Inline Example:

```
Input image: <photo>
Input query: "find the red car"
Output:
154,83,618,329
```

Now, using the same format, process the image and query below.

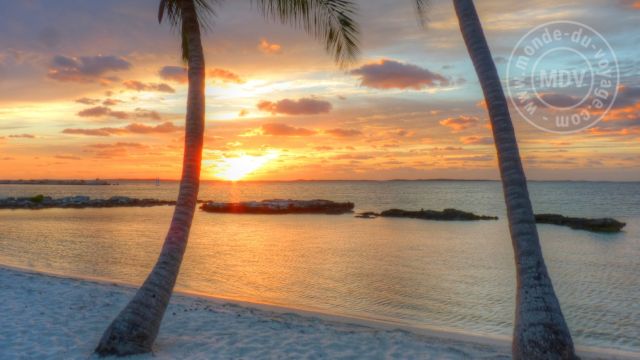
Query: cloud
619,0,640,9
257,97,332,115
76,97,100,105
76,106,160,121
123,80,175,93
47,55,131,82
87,142,146,149
55,155,81,160
351,59,449,90
8,134,36,139
77,106,128,119
102,99,122,106
439,116,480,132
259,123,316,136
325,128,362,137
534,93,583,108
258,39,282,54
159,66,187,83
451,155,494,162
238,109,249,117
134,109,161,121
209,68,243,83
62,121,182,137
460,136,493,145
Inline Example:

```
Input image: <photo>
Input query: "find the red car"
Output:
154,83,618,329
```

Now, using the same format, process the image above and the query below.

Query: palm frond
414,0,430,28
254,0,360,67
158,0,218,62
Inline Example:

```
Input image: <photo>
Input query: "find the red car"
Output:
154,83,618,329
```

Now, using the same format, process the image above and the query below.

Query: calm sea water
0,180,638,354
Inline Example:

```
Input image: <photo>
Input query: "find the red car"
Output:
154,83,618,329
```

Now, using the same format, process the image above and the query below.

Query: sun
214,151,279,181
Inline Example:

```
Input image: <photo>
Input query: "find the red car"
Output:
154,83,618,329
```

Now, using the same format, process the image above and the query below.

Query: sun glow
214,150,280,181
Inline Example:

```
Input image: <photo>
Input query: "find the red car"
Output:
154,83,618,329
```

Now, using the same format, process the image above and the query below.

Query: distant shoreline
0,180,113,186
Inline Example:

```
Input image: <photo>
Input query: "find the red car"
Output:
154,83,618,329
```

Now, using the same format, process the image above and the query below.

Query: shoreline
2,264,637,359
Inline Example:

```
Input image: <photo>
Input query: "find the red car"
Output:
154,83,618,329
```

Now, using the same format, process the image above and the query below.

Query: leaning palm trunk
95,1,205,356
452,0,577,358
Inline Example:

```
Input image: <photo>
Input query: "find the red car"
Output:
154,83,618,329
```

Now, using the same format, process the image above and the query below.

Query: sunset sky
0,0,638,181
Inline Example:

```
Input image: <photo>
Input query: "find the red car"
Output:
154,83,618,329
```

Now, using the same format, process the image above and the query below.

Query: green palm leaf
253,0,360,67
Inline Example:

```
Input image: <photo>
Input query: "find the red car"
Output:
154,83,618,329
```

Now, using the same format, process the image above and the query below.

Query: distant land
0,179,113,186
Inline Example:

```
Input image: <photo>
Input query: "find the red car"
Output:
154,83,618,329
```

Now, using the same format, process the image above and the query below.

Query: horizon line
1,178,639,183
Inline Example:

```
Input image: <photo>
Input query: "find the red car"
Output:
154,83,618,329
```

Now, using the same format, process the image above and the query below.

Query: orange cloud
62,121,182,136
8,134,36,139
325,128,362,137
209,68,243,83
54,155,82,160
460,136,493,145
260,123,316,136
87,142,146,149
439,116,480,132
76,97,100,105
77,106,128,119
258,39,282,54
351,59,449,90
123,80,175,93
257,98,332,115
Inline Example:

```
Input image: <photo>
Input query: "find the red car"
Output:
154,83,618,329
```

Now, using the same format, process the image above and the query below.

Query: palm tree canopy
158,0,360,66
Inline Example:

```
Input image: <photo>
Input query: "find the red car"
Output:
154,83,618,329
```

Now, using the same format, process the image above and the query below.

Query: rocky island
356,208,625,233
356,208,498,221
0,179,112,185
0,195,176,209
200,199,354,214
535,213,626,233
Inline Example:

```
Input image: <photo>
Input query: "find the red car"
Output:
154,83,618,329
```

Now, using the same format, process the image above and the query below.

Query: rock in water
378,208,498,221
535,214,626,233
200,199,354,215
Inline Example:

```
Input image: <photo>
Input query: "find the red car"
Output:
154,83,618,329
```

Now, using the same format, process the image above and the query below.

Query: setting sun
214,151,280,181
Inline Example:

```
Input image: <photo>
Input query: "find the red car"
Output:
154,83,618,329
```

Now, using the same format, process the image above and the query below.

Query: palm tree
95,0,359,356
414,1,577,358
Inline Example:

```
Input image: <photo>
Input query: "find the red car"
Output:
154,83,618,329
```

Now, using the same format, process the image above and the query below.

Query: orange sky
0,0,638,181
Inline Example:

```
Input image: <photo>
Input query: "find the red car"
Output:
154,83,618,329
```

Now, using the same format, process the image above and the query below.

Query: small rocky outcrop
535,213,626,233
356,208,498,221
0,195,177,209
0,179,111,185
200,199,354,215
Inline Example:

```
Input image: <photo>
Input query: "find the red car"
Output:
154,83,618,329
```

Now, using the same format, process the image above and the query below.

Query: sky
0,0,638,181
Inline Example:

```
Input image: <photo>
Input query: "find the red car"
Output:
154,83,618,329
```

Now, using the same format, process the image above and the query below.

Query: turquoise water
0,180,638,354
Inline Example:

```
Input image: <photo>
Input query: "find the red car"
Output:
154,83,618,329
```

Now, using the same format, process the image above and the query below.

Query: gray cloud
257,98,332,115
352,59,449,90
48,55,131,82
159,66,187,83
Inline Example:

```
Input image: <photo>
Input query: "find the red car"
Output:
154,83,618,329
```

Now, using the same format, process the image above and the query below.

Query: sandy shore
0,266,634,359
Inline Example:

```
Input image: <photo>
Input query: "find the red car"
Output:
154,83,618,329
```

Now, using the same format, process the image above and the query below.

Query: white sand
0,267,634,359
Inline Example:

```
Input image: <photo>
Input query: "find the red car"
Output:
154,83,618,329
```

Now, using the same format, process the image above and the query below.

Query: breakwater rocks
200,199,355,214
0,195,176,209
356,208,498,221
535,214,626,233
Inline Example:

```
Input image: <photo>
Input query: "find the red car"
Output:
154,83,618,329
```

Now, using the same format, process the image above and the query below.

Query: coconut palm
95,0,359,356
414,1,577,358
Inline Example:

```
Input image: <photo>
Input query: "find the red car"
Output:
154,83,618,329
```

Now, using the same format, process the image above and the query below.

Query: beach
3,266,639,359
1,266,512,359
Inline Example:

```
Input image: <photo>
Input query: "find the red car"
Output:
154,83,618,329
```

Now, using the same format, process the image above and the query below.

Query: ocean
0,180,638,354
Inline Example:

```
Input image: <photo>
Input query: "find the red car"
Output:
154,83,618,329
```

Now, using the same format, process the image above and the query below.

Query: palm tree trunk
95,1,205,356
452,1,577,359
